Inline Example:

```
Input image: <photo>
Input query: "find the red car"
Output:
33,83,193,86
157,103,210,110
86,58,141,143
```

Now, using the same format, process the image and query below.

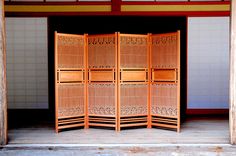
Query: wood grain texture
230,0,236,145
89,70,114,82
152,69,176,82
121,70,147,82
59,71,83,82
0,0,7,145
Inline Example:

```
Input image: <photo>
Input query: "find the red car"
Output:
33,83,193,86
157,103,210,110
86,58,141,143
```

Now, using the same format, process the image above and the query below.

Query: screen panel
55,32,86,132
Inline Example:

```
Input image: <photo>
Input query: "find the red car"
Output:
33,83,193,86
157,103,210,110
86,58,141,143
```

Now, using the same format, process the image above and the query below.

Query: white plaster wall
6,18,48,109
188,17,229,109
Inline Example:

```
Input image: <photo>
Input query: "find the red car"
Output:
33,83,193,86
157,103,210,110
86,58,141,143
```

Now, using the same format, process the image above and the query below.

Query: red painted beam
112,0,121,13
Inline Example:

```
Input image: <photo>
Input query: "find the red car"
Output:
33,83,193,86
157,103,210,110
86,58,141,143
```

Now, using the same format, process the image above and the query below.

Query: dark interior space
8,16,187,129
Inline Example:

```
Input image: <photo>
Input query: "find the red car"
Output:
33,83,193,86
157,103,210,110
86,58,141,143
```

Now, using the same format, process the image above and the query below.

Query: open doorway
6,16,229,144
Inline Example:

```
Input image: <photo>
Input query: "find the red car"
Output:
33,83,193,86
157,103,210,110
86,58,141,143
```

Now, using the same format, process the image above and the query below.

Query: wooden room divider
55,32,87,132
117,33,150,130
55,31,180,132
150,31,180,132
87,33,118,130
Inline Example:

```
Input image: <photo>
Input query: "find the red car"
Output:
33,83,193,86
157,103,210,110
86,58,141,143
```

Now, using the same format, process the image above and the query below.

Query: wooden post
230,0,236,145
0,0,7,145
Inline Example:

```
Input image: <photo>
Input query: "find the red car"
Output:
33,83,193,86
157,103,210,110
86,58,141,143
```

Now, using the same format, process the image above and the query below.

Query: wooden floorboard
8,117,229,144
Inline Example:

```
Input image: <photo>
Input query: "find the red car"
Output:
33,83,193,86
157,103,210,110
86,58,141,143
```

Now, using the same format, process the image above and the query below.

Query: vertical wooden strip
84,34,89,129
147,33,152,128
117,32,121,131
0,0,7,145
54,32,59,133
230,0,236,145
177,30,181,133
115,32,118,131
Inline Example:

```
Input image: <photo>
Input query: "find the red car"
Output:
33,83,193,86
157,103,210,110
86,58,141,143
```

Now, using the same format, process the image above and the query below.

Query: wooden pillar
0,0,7,145
230,0,236,145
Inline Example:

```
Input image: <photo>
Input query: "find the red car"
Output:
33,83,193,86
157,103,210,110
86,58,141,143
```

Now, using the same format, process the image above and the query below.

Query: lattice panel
88,83,116,116
88,35,116,69
57,34,85,68
120,35,148,68
58,84,85,118
120,84,148,116
151,84,177,117
151,33,178,68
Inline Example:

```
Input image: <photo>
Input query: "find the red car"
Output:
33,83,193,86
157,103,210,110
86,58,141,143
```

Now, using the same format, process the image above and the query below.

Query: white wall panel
6,18,48,109
188,17,229,109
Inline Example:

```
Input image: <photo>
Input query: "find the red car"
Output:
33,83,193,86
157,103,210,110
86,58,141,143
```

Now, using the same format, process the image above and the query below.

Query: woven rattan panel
58,84,85,118
88,35,116,69
151,84,177,117
120,35,148,68
57,34,85,68
151,33,178,68
88,83,116,116
120,84,148,116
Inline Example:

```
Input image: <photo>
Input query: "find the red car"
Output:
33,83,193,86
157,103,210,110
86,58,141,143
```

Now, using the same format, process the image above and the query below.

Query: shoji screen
117,34,149,130
87,34,117,130
55,32,86,132
6,18,48,109
188,17,229,109
150,31,180,132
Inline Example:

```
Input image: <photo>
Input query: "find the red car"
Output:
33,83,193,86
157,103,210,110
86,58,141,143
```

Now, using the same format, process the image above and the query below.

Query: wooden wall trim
4,1,230,17
0,0,7,145
121,4,229,12
230,0,236,145
186,109,229,115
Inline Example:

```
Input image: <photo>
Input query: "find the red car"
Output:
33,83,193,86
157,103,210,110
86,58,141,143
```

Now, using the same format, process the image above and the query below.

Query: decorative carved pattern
58,84,85,118
88,36,115,45
152,34,177,45
57,35,85,68
151,84,177,117
120,84,148,116
58,35,84,46
88,83,116,116
120,36,148,68
152,107,177,117
88,36,116,69
120,36,147,45
151,33,178,68
58,107,84,118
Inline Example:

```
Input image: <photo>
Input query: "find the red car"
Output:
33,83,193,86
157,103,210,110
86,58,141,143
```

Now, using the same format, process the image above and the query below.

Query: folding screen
55,31,180,132
150,31,180,132
55,32,87,132
87,34,118,130
117,33,149,130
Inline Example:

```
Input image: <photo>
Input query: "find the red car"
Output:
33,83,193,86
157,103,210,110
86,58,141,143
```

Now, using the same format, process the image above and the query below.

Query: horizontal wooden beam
4,2,230,17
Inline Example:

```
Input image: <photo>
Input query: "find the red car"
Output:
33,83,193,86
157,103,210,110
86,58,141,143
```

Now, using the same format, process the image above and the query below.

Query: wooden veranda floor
8,117,229,144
